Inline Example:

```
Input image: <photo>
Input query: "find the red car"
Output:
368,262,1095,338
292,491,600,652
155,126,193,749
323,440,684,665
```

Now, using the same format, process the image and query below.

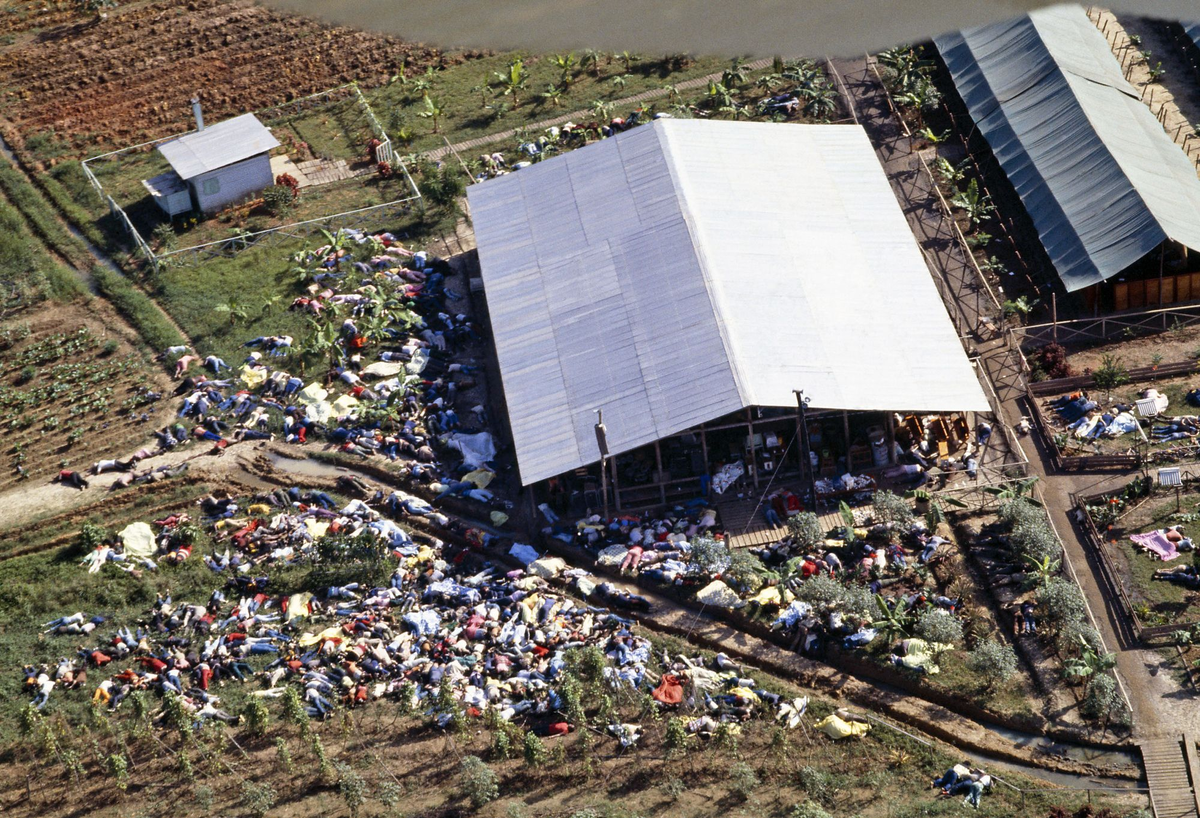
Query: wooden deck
716,483,852,549
1141,735,1200,818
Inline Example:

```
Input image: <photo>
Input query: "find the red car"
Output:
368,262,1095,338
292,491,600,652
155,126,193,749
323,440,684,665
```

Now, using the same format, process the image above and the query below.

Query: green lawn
1098,487,1200,625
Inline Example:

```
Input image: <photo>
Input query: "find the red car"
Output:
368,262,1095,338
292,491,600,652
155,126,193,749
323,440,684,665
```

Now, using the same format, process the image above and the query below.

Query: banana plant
1021,554,1061,590
1062,639,1116,682
872,595,914,642
983,476,1043,506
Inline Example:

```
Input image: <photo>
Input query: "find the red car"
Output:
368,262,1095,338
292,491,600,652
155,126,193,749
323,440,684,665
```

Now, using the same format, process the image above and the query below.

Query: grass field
1098,486,1200,625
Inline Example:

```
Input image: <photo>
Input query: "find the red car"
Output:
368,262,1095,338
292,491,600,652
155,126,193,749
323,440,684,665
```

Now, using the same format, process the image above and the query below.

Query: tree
1063,637,1116,683
1092,354,1130,401
914,609,963,649
459,756,500,808
540,85,565,108
801,81,839,120
610,74,628,91
1021,554,1061,590
969,639,1018,690
1080,673,1122,722
417,96,444,133
581,49,604,77
985,476,1043,507
492,59,529,108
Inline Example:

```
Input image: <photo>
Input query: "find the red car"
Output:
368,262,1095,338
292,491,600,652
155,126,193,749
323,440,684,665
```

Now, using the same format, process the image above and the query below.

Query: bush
523,731,547,768
242,697,270,737
787,512,824,550
726,549,767,593
1093,354,1130,394
796,765,837,806
1011,518,1062,563
872,490,914,527
691,536,731,575
262,185,295,218
728,761,760,802
240,781,277,818
915,609,963,647
1027,343,1073,381
101,338,119,356
1081,673,1123,723
152,222,178,252
459,756,499,808
336,762,369,818
999,498,1043,530
1038,577,1086,631
194,785,214,813
793,574,873,619
789,802,833,818
969,638,1018,689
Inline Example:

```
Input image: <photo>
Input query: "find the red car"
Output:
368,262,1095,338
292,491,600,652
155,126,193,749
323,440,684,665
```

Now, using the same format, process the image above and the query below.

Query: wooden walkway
715,485,851,549
1141,735,1200,818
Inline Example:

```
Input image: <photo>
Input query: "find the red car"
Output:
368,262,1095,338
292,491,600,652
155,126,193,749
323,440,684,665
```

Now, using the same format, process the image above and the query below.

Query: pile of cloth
1134,526,1193,561
1045,391,1142,442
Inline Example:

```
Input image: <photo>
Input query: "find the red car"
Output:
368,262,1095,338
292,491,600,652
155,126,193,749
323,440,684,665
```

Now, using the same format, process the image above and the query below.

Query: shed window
201,178,220,196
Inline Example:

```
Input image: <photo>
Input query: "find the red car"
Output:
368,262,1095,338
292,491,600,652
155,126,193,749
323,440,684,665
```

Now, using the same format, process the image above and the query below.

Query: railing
1017,303,1200,347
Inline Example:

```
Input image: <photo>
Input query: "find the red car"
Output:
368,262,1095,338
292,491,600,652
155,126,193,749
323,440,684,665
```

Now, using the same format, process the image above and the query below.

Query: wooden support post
1052,293,1058,344
747,408,759,489
700,427,709,472
843,411,852,472
654,440,666,506
885,412,896,466
610,456,622,512
1160,243,1166,307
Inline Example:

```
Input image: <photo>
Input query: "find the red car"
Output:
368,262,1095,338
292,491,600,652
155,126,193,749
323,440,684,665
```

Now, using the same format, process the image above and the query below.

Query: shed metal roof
156,114,280,181
467,119,989,485
937,5,1200,293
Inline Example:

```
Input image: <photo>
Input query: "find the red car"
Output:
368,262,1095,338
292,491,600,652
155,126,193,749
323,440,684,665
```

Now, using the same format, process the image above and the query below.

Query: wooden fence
1017,303,1200,347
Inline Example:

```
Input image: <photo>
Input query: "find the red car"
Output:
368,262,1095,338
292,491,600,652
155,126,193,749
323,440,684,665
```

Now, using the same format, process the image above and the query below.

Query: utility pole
794,390,818,510
595,409,610,519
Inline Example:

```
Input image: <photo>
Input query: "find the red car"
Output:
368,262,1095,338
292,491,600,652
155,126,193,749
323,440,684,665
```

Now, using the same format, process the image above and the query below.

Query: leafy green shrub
459,755,500,808
194,785,214,813
787,512,824,550
242,697,270,737
691,535,731,575
726,549,768,593
1038,577,1085,632
914,610,963,647
728,761,760,801
665,716,689,758
240,780,277,818
262,185,295,218
336,762,369,818
790,802,833,818
1081,673,1124,723
872,490,914,526
523,731,547,768
969,639,1018,689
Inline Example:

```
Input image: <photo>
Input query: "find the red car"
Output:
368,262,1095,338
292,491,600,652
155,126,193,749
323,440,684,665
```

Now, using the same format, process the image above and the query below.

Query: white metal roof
468,119,990,485
156,114,280,181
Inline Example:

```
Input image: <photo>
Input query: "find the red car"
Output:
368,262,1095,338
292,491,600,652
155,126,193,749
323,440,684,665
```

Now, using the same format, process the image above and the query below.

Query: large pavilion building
467,119,989,520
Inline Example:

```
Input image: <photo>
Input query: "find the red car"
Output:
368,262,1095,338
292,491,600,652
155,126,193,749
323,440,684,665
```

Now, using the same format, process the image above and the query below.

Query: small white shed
147,113,280,216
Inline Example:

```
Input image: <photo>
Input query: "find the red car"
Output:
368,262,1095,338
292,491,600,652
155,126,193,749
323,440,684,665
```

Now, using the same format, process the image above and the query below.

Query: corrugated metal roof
937,5,1200,293
1185,22,1200,54
468,119,988,486
156,114,280,181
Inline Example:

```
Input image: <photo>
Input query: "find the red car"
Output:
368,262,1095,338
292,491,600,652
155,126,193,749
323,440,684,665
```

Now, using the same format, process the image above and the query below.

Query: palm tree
801,80,839,120
1021,554,1061,590
492,58,529,108
755,74,782,93
610,74,628,91
950,179,995,229
418,95,444,133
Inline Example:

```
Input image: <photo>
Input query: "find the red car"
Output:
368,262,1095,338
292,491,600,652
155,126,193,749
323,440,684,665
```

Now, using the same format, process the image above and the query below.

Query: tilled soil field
0,0,478,153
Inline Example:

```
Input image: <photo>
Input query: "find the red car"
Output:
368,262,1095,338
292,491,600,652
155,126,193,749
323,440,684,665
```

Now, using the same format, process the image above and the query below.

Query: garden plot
1086,477,1200,629
0,304,171,491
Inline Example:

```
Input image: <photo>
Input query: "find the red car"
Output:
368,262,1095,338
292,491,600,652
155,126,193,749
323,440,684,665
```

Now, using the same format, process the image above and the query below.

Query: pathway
1141,736,1200,818
423,57,776,162
830,55,1200,743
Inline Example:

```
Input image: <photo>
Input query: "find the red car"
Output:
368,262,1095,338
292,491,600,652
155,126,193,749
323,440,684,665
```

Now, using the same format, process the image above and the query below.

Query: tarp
285,592,313,621
695,580,744,609
446,432,496,469
296,383,329,405
814,714,871,739
469,118,989,485
361,361,406,378
118,522,155,559
937,5,1200,292
240,365,268,388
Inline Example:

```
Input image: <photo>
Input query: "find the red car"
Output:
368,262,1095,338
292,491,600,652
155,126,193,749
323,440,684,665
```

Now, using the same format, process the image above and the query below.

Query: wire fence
80,82,421,272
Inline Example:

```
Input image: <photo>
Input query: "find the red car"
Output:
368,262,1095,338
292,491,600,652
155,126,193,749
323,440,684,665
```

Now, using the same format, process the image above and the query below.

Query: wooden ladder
1141,736,1200,818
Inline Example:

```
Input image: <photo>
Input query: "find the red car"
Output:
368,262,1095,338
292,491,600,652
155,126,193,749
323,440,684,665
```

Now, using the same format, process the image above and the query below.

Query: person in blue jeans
932,762,970,792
